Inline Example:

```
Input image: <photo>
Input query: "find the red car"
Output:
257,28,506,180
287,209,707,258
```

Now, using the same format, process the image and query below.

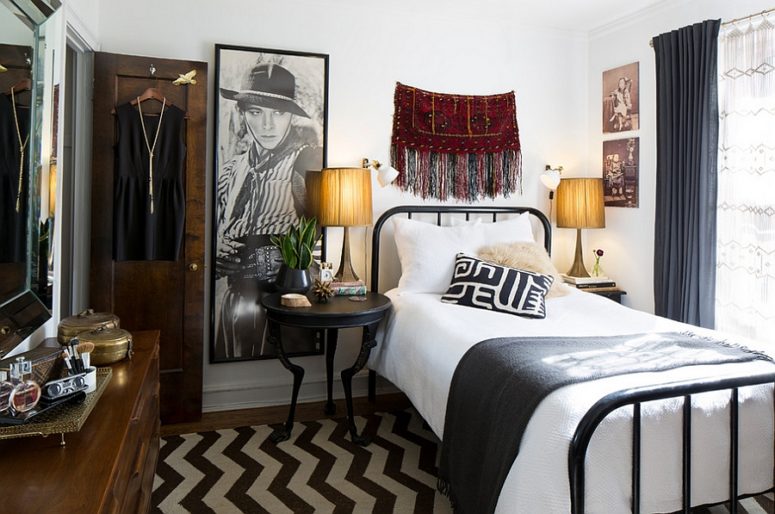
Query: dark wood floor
161,393,412,436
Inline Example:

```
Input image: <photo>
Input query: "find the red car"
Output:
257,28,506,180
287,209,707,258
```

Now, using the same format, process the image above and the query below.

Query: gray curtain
653,20,720,328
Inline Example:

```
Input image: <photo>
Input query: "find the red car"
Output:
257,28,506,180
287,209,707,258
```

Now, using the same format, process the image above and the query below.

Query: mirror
0,0,61,357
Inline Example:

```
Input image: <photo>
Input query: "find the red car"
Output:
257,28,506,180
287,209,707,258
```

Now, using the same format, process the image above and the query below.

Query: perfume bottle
0,371,13,413
8,357,41,414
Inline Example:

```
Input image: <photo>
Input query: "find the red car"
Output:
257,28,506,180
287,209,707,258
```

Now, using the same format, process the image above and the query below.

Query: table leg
341,321,378,446
368,370,376,403
268,320,305,443
324,329,338,416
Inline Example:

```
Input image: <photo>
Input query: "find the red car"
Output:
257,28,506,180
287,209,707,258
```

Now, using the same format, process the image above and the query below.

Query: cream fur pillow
477,242,570,298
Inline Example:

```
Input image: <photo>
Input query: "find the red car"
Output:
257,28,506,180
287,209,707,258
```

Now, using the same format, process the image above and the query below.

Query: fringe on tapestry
390,82,522,202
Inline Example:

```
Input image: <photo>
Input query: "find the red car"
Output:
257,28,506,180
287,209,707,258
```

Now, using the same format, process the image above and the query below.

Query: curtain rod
648,7,775,47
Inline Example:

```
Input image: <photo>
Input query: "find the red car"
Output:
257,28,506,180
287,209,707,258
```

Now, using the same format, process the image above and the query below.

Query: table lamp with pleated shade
318,167,373,282
556,178,605,277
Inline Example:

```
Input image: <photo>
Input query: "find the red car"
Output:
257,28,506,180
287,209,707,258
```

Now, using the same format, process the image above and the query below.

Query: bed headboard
370,205,551,293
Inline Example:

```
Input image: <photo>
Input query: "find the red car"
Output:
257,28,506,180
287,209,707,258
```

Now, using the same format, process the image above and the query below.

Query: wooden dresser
0,330,160,513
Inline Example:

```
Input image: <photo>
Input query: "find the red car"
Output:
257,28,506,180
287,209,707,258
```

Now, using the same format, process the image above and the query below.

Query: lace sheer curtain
716,14,775,342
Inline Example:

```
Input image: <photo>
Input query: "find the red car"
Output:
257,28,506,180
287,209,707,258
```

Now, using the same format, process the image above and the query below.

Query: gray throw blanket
437,332,772,514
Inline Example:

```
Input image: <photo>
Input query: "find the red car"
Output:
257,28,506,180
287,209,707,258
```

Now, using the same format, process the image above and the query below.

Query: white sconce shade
376,164,399,187
540,168,562,191
363,158,399,187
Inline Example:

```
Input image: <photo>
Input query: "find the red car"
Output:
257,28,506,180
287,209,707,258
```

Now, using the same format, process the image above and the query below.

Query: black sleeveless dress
0,94,29,264
113,102,186,261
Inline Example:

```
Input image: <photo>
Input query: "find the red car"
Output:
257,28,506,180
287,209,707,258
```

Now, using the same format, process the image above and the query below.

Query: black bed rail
569,369,775,514
370,205,551,293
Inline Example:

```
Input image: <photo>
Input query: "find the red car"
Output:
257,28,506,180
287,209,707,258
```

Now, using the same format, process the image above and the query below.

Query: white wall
95,0,588,411
63,0,100,44
586,0,774,313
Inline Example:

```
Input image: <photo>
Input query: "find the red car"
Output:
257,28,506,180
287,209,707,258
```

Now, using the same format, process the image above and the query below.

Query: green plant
270,216,319,270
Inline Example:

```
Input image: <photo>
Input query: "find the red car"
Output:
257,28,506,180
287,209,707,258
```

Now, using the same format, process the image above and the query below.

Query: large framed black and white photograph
211,44,328,363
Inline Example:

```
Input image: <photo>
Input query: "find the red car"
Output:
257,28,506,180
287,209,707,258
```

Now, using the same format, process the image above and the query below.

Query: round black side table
261,292,391,445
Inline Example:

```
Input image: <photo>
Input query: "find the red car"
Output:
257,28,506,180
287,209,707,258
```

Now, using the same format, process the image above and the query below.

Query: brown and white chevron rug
152,409,773,514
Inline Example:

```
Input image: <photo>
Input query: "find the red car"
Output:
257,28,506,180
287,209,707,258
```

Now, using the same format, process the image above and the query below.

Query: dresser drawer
103,348,160,514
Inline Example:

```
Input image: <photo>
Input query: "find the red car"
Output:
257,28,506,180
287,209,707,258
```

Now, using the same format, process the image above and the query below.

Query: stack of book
330,280,367,296
560,274,616,289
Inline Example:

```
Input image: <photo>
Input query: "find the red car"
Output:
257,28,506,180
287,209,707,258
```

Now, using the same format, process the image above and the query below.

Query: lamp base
333,226,361,283
566,228,590,278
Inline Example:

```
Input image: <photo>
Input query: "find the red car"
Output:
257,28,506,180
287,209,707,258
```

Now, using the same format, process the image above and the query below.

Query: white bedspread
368,288,775,513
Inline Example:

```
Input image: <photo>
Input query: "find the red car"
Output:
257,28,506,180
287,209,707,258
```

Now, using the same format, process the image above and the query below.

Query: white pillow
392,213,534,293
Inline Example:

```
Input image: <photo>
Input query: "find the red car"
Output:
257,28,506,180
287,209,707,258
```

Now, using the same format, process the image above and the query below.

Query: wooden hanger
111,87,186,115
130,87,175,108
5,78,31,95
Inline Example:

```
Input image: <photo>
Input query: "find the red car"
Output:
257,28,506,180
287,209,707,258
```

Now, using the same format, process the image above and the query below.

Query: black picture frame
210,44,329,363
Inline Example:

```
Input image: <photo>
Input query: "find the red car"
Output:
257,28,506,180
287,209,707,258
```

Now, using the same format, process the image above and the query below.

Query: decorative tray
0,367,112,440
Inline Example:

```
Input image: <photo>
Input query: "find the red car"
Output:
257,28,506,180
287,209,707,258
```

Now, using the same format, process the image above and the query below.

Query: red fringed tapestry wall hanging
390,82,522,201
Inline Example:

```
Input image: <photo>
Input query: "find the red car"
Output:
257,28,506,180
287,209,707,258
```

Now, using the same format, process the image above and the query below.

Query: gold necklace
137,97,166,214
11,88,30,213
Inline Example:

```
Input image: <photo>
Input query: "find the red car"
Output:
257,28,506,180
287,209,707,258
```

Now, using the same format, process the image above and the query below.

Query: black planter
275,265,311,294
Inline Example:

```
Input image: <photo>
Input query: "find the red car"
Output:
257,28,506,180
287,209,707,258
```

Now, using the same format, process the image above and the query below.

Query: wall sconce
362,158,399,187
541,165,563,221
541,165,563,197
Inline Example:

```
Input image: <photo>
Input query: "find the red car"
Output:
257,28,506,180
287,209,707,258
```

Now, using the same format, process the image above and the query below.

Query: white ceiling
355,0,670,32
502,0,669,32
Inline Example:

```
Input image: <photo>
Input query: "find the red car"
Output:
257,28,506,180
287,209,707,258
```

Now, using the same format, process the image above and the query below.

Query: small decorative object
271,216,320,294
172,69,197,86
592,248,605,277
76,327,133,366
280,293,312,308
312,279,334,303
319,262,334,283
57,308,120,345
7,357,41,414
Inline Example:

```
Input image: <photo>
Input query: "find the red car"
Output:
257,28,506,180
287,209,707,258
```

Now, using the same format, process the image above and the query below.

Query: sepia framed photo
210,44,329,363
603,62,639,133
603,138,639,208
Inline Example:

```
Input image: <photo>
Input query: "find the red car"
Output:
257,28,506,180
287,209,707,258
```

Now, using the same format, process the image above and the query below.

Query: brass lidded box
58,309,120,345
76,328,133,366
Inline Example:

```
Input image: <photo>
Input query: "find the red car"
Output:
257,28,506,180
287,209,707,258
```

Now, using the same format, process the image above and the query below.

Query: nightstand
261,292,391,445
583,287,627,304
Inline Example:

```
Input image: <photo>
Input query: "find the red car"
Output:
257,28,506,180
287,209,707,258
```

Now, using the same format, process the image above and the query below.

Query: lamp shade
556,178,605,229
305,170,322,219
318,167,373,227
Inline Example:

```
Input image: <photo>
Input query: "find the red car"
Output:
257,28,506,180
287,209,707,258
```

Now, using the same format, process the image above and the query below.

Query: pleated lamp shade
556,178,605,278
305,170,322,219
556,178,605,229
317,167,373,283
319,167,373,227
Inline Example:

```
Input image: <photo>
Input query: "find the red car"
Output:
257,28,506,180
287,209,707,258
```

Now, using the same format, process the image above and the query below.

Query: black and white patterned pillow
441,253,554,319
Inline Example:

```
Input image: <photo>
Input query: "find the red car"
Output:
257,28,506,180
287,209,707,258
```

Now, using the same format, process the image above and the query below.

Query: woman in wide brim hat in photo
219,62,310,118
214,61,322,360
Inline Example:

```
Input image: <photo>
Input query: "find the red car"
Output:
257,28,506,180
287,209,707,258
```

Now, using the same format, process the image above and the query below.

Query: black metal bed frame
367,204,775,514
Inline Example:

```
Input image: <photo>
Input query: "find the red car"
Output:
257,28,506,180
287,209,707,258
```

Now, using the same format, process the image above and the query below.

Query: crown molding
588,0,695,40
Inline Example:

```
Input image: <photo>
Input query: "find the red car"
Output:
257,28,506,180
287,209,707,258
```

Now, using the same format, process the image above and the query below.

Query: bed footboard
569,369,775,514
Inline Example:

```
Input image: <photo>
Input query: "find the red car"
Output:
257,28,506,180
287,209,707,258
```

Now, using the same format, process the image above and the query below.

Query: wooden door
90,52,206,423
